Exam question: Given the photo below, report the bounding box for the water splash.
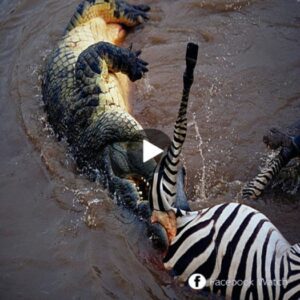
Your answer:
[190,112,207,201]
[143,74,154,95]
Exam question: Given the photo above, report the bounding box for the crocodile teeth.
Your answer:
[137,15,144,24]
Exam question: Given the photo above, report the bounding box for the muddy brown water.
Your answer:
[1,0,300,299]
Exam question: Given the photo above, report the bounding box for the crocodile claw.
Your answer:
[128,10,149,24]
[127,50,149,81]
[119,1,150,26]
[134,50,142,57]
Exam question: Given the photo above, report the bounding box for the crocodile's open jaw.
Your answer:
[108,141,155,201]
[126,175,150,202]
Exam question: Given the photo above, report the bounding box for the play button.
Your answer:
[110,129,170,171]
[143,140,164,163]
[141,129,171,164]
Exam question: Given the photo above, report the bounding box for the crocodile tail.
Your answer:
[150,43,198,212]
[65,0,150,32]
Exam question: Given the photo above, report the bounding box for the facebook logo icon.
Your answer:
[188,273,207,290]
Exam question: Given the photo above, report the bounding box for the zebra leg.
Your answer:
[66,0,150,32]
[242,135,300,200]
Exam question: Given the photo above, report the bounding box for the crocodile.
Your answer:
[242,121,300,200]
[42,0,170,248]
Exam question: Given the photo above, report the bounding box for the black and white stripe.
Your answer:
[150,42,198,214]
[242,136,300,200]
[164,202,300,299]
[149,43,300,299]
[242,154,286,200]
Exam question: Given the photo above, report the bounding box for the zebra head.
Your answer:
[150,43,198,242]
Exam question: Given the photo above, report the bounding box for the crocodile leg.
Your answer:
[66,0,150,32]
[68,41,148,142]
[75,41,148,85]
[96,146,140,209]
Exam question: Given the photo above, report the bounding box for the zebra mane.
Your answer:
[150,43,198,214]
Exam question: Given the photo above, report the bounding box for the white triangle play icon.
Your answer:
[143,140,164,163]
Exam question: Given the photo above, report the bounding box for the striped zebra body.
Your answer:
[164,202,300,299]
[149,43,300,299]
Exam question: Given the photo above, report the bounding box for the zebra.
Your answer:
[149,43,300,299]
[242,128,300,200]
